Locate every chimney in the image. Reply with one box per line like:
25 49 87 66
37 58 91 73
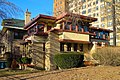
25 9 31 25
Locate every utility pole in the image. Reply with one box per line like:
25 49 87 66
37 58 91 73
112 0 116 46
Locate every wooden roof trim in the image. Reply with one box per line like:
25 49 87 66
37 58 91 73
56 12 97 22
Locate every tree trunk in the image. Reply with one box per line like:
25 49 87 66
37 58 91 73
112 0 116 46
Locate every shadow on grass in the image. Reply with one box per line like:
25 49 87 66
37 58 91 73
0 67 84 80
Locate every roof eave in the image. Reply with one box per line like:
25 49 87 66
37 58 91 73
24 14 56 29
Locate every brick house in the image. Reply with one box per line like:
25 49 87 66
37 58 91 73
23 12 112 70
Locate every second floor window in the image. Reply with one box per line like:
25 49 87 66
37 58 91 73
14 32 24 39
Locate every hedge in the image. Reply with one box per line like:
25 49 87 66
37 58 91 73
53 52 84 69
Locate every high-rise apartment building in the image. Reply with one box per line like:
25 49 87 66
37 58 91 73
53 0 120 46
53 0 69 17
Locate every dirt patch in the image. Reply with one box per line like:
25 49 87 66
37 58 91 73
0 66 120 80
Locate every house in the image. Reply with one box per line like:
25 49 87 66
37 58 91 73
0 18 26 59
0 30 4 57
23 12 112 70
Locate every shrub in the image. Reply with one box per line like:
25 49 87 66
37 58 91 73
53 52 84 69
93 47 120 66
17 58 22 64
17 57 32 64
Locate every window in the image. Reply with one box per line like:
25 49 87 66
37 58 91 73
78 25 82 31
82 10 86 14
96 6 99 10
101 23 105 27
60 43 64 51
93 13 95 17
95 31 99 38
83 26 88 32
72 25 76 31
96 0 98 4
93 2 95 5
43 43 45 51
82 5 86 9
74 43 78 51
65 22 71 30
100 32 104 39
88 9 91 13
108 22 112 27
14 32 18 37
14 31 24 39
106 2 111 6
79 44 83 52
107 9 111 12
67 43 71 51
101 17 105 21
60 1 62 4
96 13 99 17
100 4 104 8
107 15 112 20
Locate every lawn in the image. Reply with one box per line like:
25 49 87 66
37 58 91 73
0 69 39 77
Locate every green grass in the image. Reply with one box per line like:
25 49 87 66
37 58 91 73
0 69 40 77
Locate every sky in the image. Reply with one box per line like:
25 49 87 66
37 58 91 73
0 0 54 29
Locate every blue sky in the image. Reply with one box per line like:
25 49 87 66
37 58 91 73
0 0 53 29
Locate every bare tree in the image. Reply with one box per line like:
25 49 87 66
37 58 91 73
0 0 23 19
